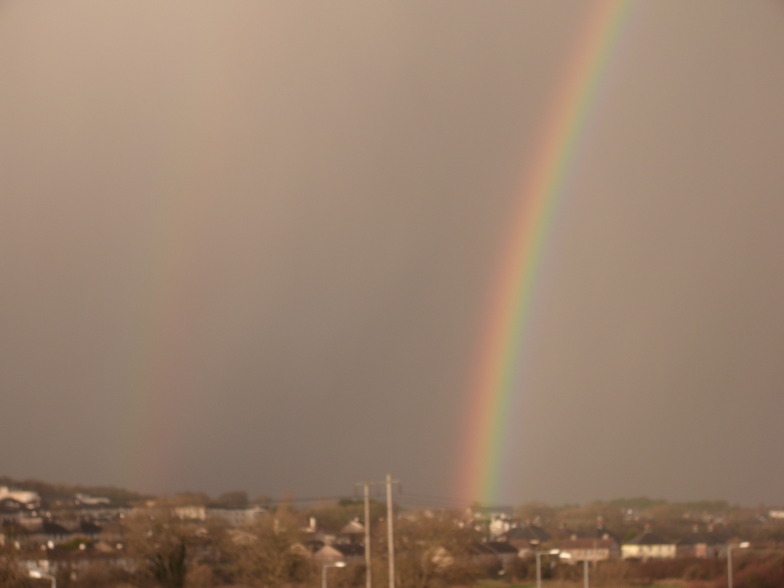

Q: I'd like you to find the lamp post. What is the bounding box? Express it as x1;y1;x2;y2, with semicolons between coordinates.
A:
535;549;561;588
727;541;750;588
582;558;589;588
322;561;347;588
29;570;56;588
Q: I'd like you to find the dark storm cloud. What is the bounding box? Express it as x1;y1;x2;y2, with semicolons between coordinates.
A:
1;1;783;505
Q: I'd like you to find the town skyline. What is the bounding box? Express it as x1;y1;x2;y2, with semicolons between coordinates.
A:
4;472;784;588
1;475;781;513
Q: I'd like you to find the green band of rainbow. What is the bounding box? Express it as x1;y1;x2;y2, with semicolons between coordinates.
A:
458;0;636;506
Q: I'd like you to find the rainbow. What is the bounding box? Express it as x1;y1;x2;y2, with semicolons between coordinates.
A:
458;0;637;505
118;34;237;490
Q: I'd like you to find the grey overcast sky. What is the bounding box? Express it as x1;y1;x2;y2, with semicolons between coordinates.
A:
2;1;784;507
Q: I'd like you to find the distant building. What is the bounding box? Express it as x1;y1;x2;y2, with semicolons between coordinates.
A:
471;541;519;572
622;530;676;560
313;543;364;565
338;519;365;544
557;536;619;562
206;505;265;525
174;505;207;521
75;493;110;506
10;518;104;548
500;524;551;553
0;487;40;508
676;526;732;558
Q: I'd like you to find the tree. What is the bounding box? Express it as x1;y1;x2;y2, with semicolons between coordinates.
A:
0;540;31;588
123;505;192;588
251;494;275;509
171;492;210;507
306;498;385;534
387;510;479;588
185;563;216;588
516;501;557;527
222;510;313;587
214;491;249;509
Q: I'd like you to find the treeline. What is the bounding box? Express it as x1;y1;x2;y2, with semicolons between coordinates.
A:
0;475;149;505
512;498;778;543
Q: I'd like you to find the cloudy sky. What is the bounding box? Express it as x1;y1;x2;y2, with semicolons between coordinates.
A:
2;1;783;507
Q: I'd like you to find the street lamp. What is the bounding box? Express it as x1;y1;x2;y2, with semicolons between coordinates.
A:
727;541;750;588
29;570;56;588
535;549;561;588
582;558;589;588
322;561;347;588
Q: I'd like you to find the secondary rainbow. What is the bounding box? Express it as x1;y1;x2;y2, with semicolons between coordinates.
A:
458;0;636;505
119;30;238;490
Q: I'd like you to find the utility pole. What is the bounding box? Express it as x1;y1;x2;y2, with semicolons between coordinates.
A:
356;482;373;588
727;544;733;588
386;473;397;588
356;476;400;588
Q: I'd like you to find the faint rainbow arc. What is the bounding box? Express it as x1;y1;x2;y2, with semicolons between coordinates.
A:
119;16;238;491
459;0;636;506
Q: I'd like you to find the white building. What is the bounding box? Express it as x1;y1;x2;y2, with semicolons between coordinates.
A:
622;531;676;560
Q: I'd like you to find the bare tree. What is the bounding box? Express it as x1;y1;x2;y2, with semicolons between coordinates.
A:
123;505;191;588
389;510;479;588
0;540;31;588
223;509;313;587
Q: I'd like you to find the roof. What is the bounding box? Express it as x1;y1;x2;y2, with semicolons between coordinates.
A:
626;531;673;546
471;543;496;556
485;541;519;554
503;525;551;543
80;520;103;534
559;538;616;549
42;521;70;535
341;520;365;535
677;529;732;546
333;543;364;557
593;527;622;543
315;543;365;558
304;539;325;554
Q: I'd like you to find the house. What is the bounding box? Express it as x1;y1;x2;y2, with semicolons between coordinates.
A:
462;505;515;539
486;541;519;565
622;530;676;560
77;519;103;541
174;505;207;521
74;494;110;506
0;487;40;508
206;505;265;526
471;541;519;572
313;543;364;565
557;536;619;562
676;527;732;558
70;504;132;524
500;524;551;553
21;546;137;577
338;519;365;544
11;517;105;548
0;498;35;525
